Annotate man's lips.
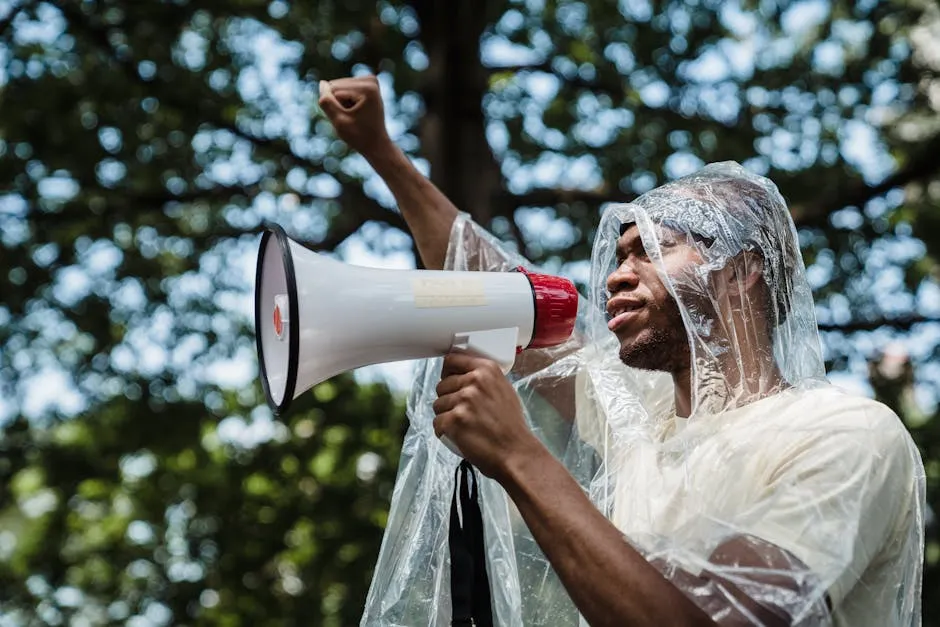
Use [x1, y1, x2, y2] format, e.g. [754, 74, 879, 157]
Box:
[607, 309, 643, 332]
[606, 297, 644, 331]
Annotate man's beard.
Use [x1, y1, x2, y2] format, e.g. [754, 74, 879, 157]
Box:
[618, 294, 691, 373]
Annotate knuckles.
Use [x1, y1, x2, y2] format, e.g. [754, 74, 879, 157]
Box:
[360, 74, 380, 90]
[451, 405, 470, 426]
[434, 361, 506, 418]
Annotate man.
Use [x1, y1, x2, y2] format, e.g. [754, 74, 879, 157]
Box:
[318, 76, 924, 626]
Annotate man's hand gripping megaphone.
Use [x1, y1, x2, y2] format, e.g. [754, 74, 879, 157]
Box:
[432, 352, 542, 480]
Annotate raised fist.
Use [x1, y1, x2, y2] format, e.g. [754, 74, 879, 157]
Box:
[318, 75, 392, 158]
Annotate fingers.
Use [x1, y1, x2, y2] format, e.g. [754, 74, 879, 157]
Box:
[434, 405, 475, 440]
[435, 353, 503, 413]
[319, 79, 366, 115]
[318, 76, 378, 113]
[331, 76, 378, 110]
[433, 408, 452, 439]
[327, 75, 379, 92]
[317, 80, 342, 118]
[434, 354, 506, 414]
[433, 376, 485, 414]
[441, 351, 494, 377]
[433, 353, 508, 445]
[435, 371, 472, 398]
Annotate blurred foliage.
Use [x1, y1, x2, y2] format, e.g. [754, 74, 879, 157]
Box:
[1, 0, 939, 624]
[0, 375, 406, 626]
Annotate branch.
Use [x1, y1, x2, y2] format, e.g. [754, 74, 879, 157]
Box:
[485, 61, 553, 74]
[791, 133, 940, 230]
[817, 315, 940, 333]
[29, 176, 407, 251]
[308, 186, 408, 251]
[501, 186, 630, 210]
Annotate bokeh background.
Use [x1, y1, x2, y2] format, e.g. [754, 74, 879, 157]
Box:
[1, 0, 938, 625]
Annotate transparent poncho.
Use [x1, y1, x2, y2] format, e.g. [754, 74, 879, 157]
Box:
[361, 162, 925, 626]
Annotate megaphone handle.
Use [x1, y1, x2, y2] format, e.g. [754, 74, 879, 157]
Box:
[440, 328, 520, 458]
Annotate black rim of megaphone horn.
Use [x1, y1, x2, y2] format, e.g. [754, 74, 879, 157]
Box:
[254, 222, 300, 415]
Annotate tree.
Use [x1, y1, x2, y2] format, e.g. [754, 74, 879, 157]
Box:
[1, 0, 938, 624]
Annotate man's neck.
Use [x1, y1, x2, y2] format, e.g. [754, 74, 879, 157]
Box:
[671, 352, 785, 419]
[672, 367, 693, 418]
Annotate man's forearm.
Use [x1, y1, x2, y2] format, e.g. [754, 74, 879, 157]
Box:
[497, 446, 716, 627]
[365, 144, 459, 270]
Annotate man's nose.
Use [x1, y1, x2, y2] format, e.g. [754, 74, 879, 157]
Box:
[606, 260, 640, 295]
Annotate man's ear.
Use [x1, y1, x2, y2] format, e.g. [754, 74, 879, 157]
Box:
[725, 252, 764, 297]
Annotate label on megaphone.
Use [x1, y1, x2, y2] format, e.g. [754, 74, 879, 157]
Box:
[413, 277, 487, 308]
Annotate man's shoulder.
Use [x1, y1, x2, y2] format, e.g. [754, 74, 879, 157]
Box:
[773, 384, 904, 432]
[756, 384, 919, 472]
[723, 384, 915, 465]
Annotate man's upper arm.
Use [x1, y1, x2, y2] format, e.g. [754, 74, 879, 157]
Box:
[444, 212, 530, 273]
[651, 534, 829, 626]
[708, 534, 830, 626]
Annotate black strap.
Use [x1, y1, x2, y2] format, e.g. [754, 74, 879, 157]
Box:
[449, 461, 493, 627]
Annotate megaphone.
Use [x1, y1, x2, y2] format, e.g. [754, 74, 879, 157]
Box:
[254, 224, 578, 415]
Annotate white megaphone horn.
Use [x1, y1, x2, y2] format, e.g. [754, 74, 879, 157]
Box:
[254, 223, 578, 416]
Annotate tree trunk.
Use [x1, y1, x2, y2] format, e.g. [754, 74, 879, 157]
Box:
[411, 0, 503, 227]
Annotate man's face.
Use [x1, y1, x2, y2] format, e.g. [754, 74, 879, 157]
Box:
[605, 224, 702, 373]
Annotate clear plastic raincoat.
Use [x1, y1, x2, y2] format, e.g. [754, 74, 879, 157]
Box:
[361, 162, 924, 626]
